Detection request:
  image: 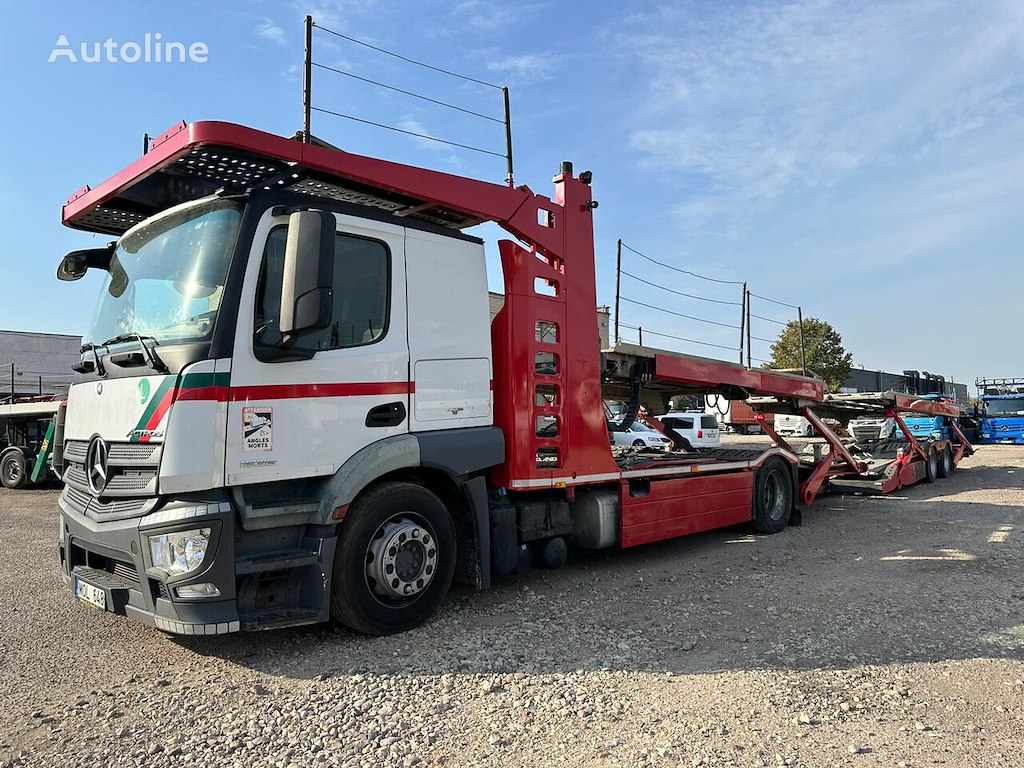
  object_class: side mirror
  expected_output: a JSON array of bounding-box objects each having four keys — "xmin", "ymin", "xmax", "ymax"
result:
[
  {"xmin": 57, "ymin": 244, "xmax": 114, "ymax": 282},
  {"xmin": 279, "ymin": 210, "xmax": 335, "ymax": 347}
]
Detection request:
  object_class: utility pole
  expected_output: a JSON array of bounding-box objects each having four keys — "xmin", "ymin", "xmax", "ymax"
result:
[{"xmin": 797, "ymin": 306, "xmax": 807, "ymax": 375}]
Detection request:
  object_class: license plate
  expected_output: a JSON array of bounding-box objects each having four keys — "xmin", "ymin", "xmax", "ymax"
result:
[{"xmin": 75, "ymin": 577, "xmax": 106, "ymax": 611}]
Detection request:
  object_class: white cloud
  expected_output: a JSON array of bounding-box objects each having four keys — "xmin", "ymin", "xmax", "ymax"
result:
[
  {"xmin": 254, "ymin": 19, "xmax": 287, "ymax": 46},
  {"xmin": 486, "ymin": 53, "xmax": 554, "ymax": 83},
  {"xmin": 617, "ymin": 0, "xmax": 1024, "ymax": 229},
  {"xmin": 453, "ymin": 1, "xmax": 546, "ymax": 34},
  {"xmin": 396, "ymin": 118, "xmax": 466, "ymax": 170},
  {"xmin": 292, "ymin": 0, "xmax": 379, "ymax": 34}
]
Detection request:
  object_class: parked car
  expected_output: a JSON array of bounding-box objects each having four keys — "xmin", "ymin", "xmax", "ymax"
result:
[
  {"xmin": 775, "ymin": 414, "xmax": 813, "ymax": 437},
  {"xmin": 610, "ymin": 421, "xmax": 673, "ymax": 450},
  {"xmin": 659, "ymin": 411, "xmax": 722, "ymax": 448}
]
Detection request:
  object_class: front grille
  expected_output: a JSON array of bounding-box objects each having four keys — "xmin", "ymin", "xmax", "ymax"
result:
[
  {"xmin": 110, "ymin": 443, "xmax": 159, "ymax": 461},
  {"xmin": 111, "ymin": 561, "xmax": 141, "ymax": 585},
  {"xmin": 63, "ymin": 485, "xmax": 92, "ymax": 515},
  {"xmin": 851, "ymin": 426, "xmax": 880, "ymax": 442},
  {"xmin": 64, "ymin": 441, "xmax": 88, "ymax": 463},
  {"xmin": 65, "ymin": 440, "xmax": 157, "ymax": 464},
  {"xmin": 59, "ymin": 485, "xmax": 154, "ymax": 521},
  {"xmin": 62, "ymin": 440, "xmax": 161, "ymax": 499},
  {"xmin": 64, "ymin": 464, "xmax": 88, "ymax": 488},
  {"xmin": 105, "ymin": 470, "xmax": 158, "ymax": 492}
]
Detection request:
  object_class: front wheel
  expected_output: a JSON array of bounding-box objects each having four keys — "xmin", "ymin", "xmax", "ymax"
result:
[
  {"xmin": 330, "ymin": 482, "xmax": 456, "ymax": 635},
  {"xmin": 632, "ymin": 439, "xmax": 646, "ymax": 447},
  {"xmin": 0, "ymin": 450, "xmax": 28, "ymax": 490},
  {"xmin": 751, "ymin": 457, "xmax": 794, "ymax": 534}
]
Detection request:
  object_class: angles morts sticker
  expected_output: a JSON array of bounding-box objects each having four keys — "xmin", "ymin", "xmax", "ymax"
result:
[{"xmin": 242, "ymin": 406, "xmax": 273, "ymax": 452}]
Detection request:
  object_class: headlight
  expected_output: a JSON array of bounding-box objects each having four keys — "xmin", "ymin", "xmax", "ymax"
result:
[{"xmin": 148, "ymin": 528, "xmax": 211, "ymax": 576}]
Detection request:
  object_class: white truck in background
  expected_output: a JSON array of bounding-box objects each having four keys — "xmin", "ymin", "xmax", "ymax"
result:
[{"xmin": 848, "ymin": 415, "xmax": 898, "ymax": 441}]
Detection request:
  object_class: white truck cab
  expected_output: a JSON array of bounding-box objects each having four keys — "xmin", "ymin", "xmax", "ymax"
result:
[{"xmin": 848, "ymin": 415, "xmax": 898, "ymax": 442}]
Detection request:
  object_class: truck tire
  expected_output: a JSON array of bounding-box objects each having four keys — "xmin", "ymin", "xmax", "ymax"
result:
[
  {"xmin": 923, "ymin": 446, "xmax": 939, "ymax": 483},
  {"xmin": 0, "ymin": 450, "xmax": 28, "ymax": 490},
  {"xmin": 751, "ymin": 457, "xmax": 793, "ymax": 534},
  {"xmin": 937, "ymin": 446, "xmax": 953, "ymax": 478},
  {"xmin": 330, "ymin": 481, "xmax": 456, "ymax": 636}
]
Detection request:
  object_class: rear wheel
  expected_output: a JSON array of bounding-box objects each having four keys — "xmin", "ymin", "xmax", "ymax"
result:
[
  {"xmin": 937, "ymin": 446, "xmax": 953, "ymax": 478},
  {"xmin": 330, "ymin": 482, "xmax": 456, "ymax": 635},
  {"xmin": 751, "ymin": 457, "xmax": 793, "ymax": 534},
  {"xmin": 923, "ymin": 446, "xmax": 939, "ymax": 483},
  {"xmin": 0, "ymin": 451, "xmax": 28, "ymax": 490}
]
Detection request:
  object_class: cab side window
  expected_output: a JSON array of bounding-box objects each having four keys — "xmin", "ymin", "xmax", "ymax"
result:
[{"xmin": 255, "ymin": 226, "xmax": 390, "ymax": 353}]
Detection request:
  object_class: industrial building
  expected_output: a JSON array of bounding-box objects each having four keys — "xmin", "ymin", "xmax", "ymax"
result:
[
  {"xmin": 843, "ymin": 368, "xmax": 969, "ymax": 403},
  {"xmin": 0, "ymin": 330, "xmax": 81, "ymax": 402}
]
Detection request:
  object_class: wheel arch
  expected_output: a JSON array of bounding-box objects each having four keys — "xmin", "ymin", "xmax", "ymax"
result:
[{"xmin": 324, "ymin": 427, "xmax": 503, "ymax": 589}]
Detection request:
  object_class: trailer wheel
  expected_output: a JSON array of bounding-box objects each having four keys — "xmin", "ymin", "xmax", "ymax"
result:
[
  {"xmin": 937, "ymin": 446, "xmax": 953, "ymax": 478},
  {"xmin": 0, "ymin": 450, "xmax": 28, "ymax": 490},
  {"xmin": 751, "ymin": 457, "xmax": 793, "ymax": 534},
  {"xmin": 923, "ymin": 446, "xmax": 939, "ymax": 483},
  {"xmin": 330, "ymin": 481, "xmax": 456, "ymax": 636}
]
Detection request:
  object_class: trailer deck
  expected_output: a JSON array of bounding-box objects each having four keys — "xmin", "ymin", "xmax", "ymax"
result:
[{"xmin": 749, "ymin": 391, "xmax": 974, "ymax": 503}]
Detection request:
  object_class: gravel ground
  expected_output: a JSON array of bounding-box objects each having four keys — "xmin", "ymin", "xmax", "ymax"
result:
[{"xmin": 2, "ymin": 444, "xmax": 1023, "ymax": 768}]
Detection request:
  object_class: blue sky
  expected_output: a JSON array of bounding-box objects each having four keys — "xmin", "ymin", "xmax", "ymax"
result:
[{"xmin": 1, "ymin": 0, "xmax": 1021, "ymax": 389}]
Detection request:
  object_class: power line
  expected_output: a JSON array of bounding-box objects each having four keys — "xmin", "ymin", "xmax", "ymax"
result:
[
  {"xmin": 313, "ymin": 23, "xmax": 504, "ymax": 90},
  {"xmin": 312, "ymin": 63, "xmax": 504, "ymax": 123},
  {"xmin": 620, "ymin": 242, "xmax": 744, "ymax": 285},
  {"xmin": 619, "ymin": 322, "xmax": 739, "ymax": 352},
  {"xmin": 621, "ymin": 297, "xmax": 741, "ymax": 330},
  {"xmin": 621, "ymin": 271, "xmax": 743, "ymax": 307},
  {"xmin": 311, "ymin": 107, "xmax": 506, "ymax": 157},
  {"xmin": 748, "ymin": 291, "xmax": 798, "ymax": 310},
  {"xmin": 749, "ymin": 312, "xmax": 788, "ymax": 326}
]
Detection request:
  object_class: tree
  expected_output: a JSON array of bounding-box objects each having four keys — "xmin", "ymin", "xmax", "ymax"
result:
[{"xmin": 766, "ymin": 317, "xmax": 852, "ymax": 392}]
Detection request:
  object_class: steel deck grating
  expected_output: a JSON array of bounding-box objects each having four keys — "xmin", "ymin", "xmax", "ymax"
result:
[{"xmin": 69, "ymin": 137, "xmax": 481, "ymax": 235}]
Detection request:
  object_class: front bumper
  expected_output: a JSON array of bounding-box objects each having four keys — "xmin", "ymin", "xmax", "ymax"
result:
[{"xmin": 58, "ymin": 489, "xmax": 334, "ymax": 634}]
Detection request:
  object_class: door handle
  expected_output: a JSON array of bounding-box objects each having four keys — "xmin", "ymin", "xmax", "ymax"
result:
[{"xmin": 366, "ymin": 402, "xmax": 406, "ymax": 428}]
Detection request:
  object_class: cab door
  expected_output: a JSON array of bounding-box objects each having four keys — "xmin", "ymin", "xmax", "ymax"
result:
[{"xmin": 225, "ymin": 209, "xmax": 409, "ymax": 486}]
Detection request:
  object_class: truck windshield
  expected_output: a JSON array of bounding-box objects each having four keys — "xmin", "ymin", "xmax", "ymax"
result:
[
  {"xmin": 984, "ymin": 398, "xmax": 1024, "ymax": 416},
  {"xmin": 84, "ymin": 198, "xmax": 242, "ymax": 348}
]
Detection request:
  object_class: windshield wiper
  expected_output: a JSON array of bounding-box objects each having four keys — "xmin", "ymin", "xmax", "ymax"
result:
[
  {"xmin": 73, "ymin": 342, "xmax": 107, "ymax": 377},
  {"xmin": 103, "ymin": 333, "xmax": 169, "ymax": 374}
]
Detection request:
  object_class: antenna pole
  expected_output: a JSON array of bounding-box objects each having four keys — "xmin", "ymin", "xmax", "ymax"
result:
[
  {"xmin": 614, "ymin": 239, "xmax": 622, "ymax": 345},
  {"xmin": 503, "ymin": 86, "xmax": 514, "ymax": 186},
  {"xmin": 303, "ymin": 15, "xmax": 313, "ymax": 143}
]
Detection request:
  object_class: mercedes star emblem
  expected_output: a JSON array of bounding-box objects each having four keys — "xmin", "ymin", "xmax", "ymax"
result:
[{"xmin": 86, "ymin": 436, "xmax": 110, "ymax": 495}]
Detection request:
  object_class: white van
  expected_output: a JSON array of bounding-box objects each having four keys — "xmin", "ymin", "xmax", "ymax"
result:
[
  {"xmin": 659, "ymin": 412, "xmax": 722, "ymax": 448},
  {"xmin": 775, "ymin": 414, "xmax": 813, "ymax": 437}
]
